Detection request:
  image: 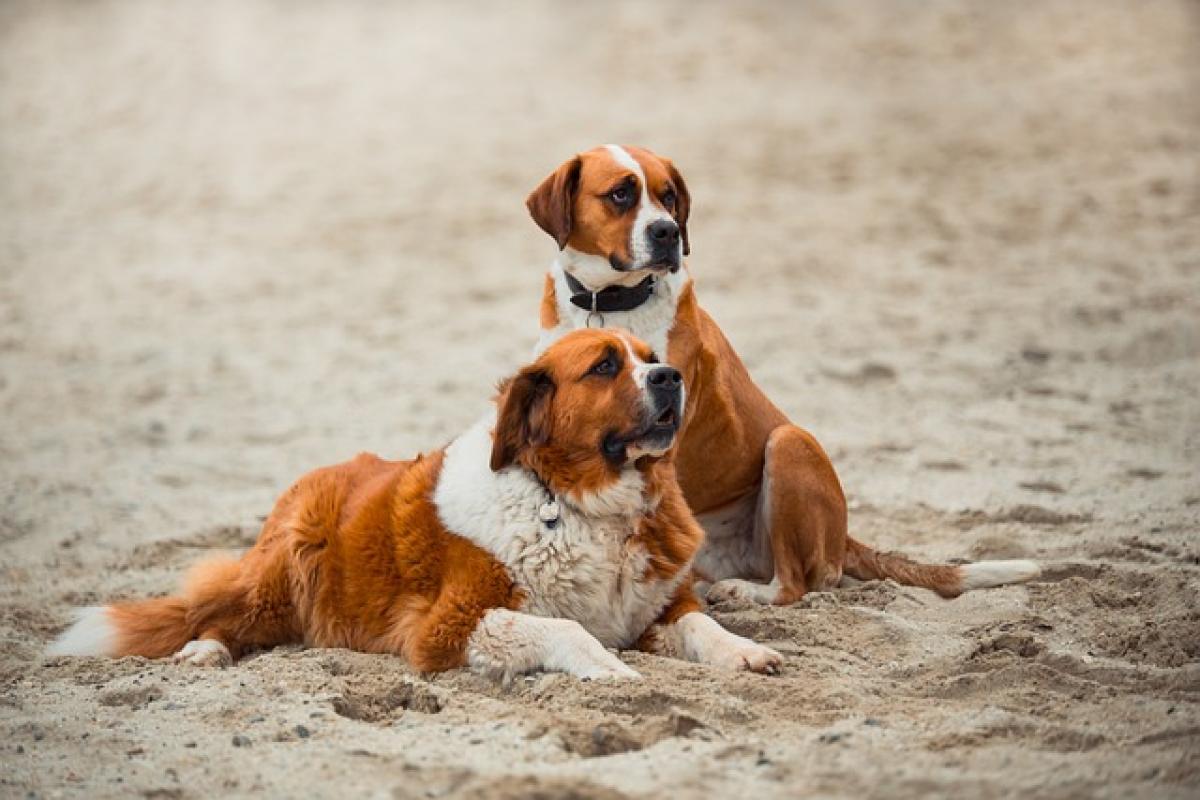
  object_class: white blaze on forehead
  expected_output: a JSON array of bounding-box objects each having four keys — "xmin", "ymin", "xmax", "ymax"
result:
[
  {"xmin": 618, "ymin": 329, "xmax": 684, "ymax": 406},
  {"xmin": 617, "ymin": 331, "xmax": 646, "ymax": 360},
  {"xmin": 604, "ymin": 144, "xmax": 644, "ymax": 177},
  {"xmin": 618, "ymin": 331, "xmax": 652, "ymax": 386},
  {"xmin": 603, "ymin": 145, "xmax": 674, "ymax": 267}
]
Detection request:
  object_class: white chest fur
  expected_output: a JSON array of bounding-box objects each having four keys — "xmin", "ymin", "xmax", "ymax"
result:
[{"xmin": 433, "ymin": 415, "xmax": 689, "ymax": 649}]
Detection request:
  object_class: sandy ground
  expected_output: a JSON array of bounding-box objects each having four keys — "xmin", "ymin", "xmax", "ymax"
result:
[{"xmin": 2, "ymin": 0, "xmax": 1199, "ymax": 797}]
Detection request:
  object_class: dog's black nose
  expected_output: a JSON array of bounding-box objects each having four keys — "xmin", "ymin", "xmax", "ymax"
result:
[
  {"xmin": 647, "ymin": 220, "xmax": 680, "ymax": 246},
  {"xmin": 647, "ymin": 365, "xmax": 682, "ymax": 389}
]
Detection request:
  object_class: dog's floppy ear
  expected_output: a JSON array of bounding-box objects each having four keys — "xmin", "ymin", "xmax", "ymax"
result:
[
  {"xmin": 526, "ymin": 155, "xmax": 582, "ymax": 250},
  {"xmin": 490, "ymin": 366, "xmax": 555, "ymax": 471},
  {"xmin": 664, "ymin": 158, "xmax": 692, "ymax": 256}
]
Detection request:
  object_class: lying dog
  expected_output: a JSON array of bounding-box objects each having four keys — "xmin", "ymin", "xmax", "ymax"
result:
[
  {"xmin": 528, "ymin": 145, "xmax": 1040, "ymax": 604},
  {"xmin": 49, "ymin": 329, "xmax": 782, "ymax": 678}
]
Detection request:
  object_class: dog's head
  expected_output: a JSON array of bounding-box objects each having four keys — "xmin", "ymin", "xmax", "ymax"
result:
[
  {"xmin": 490, "ymin": 329, "xmax": 685, "ymax": 495},
  {"xmin": 526, "ymin": 145, "xmax": 691, "ymax": 286}
]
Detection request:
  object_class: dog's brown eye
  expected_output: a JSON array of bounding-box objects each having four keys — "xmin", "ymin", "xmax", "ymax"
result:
[
  {"xmin": 590, "ymin": 357, "xmax": 617, "ymax": 376},
  {"xmin": 661, "ymin": 191, "xmax": 675, "ymax": 210},
  {"xmin": 609, "ymin": 187, "xmax": 630, "ymax": 205}
]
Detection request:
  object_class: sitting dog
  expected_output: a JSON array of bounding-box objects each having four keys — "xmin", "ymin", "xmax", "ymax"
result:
[
  {"xmin": 48, "ymin": 329, "xmax": 782, "ymax": 678},
  {"xmin": 527, "ymin": 145, "xmax": 1040, "ymax": 605}
]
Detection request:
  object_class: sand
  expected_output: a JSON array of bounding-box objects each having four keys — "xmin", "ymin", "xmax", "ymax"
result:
[{"xmin": 2, "ymin": 0, "xmax": 1198, "ymax": 797}]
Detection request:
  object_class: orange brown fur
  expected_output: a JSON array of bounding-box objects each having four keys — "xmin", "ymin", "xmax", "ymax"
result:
[
  {"xmin": 632, "ymin": 460, "xmax": 705, "ymax": 581},
  {"xmin": 90, "ymin": 330, "xmax": 720, "ymax": 671},
  {"xmin": 104, "ymin": 452, "xmax": 522, "ymax": 671},
  {"xmin": 495, "ymin": 333, "xmax": 658, "ymax": 503},
  {"xmin": 492, "ymin": 334, "xmax": 704, "ymax": 583},
  {"xmin": 527, "ymin": 147, "xmax": 691, "ymax": 267},
  {"xmin": 539, "ymin": 274, "xmax": 559, "ymax": 328},
  {"xmin": 531, "ymin": 146, "xmax": 989, "ymax": 602}
]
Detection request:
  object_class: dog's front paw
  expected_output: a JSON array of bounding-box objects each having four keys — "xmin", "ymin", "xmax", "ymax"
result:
[
  {"xmin": 172, "ymin": 639, "xmax": 232, "ymax": 668},
  {"xmin": 707, "ymin": 578, "xmax": 773, "ymax": 605},
  {"xmin": 578, "ymin": 662, "xmax": 643, "ymax": 681},
  {"xmin": 578, "ymin": 658, "xmax": 641, "ymax": 681},
  {"xmin": 736, "ymin": 642, "xmax": 783, "ymax": 675},
  {"xmin": 713, "ymin": 641, "xmax": 784, "ymax": 675},
  {"xmin": 576, "ymin": 648, "xmax": 642, "ymax": 681}
]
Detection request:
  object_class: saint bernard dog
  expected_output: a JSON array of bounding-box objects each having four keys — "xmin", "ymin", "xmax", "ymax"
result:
[
  {"xmin": 48, "ymin": 329, "xmax": 782, "ymax": 679},
  {"xmin": 528, "ymin": 145, "xmax": 1040, "ymax": 605}
]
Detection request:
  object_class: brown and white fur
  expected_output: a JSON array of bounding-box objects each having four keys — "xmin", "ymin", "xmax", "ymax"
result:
[
  {"xmin": 48, "ymin": 329, "xmax": 782, "ymax": 679},
  {"xmin": 528, "ymin": 145, "xmax": 1039, "ymax": 605}
]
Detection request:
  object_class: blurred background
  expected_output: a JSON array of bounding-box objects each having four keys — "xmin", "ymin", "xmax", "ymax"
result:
[{"xmin": 2, "ymin": 2, "xmax": 1199, "ymax": 795}]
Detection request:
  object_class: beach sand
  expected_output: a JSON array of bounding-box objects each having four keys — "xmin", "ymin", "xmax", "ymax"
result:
[{"xmin": 1, "ymin": 1, "xmax": 1198, "ymax": 796}]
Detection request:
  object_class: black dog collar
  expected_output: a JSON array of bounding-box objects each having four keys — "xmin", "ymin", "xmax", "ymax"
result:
[{"xmin": 564, "ymin": 272, "xmax": 657, "ymax": 315}]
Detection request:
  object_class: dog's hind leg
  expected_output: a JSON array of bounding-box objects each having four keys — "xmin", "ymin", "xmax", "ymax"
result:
[
  {"xmin": 707, "ymin": 424, "xmax": 847, "ymax": 605},
  {"xmin": 165, "ymin": 556, "xmax": 279, "ymax": 666}
]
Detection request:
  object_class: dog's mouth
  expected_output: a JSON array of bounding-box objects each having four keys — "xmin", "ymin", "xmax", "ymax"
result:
[
  {"xmin": 608, "ymin": 254, "xmax": 680, "ymax": 274},
  {"xmin": 631, "ymin": 405, "xmax": 682, "ymax": 448},
  {"xmin": 641, "ymin": 251, "xmax": 681, "ymax": 273},
  {"xmin": 601, "ymin": 407, "xmax": 680, "ymax": 465},
  {"xmin": 652, "ymin": 407, "xmax": 677, "ymax": 429},
  {"xmin": 635, "ymin": 402, "xmax": 681, "ymax": 438}
]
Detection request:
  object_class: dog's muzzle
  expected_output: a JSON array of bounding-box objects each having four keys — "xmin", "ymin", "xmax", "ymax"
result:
[
  {"xmin": 644, "ymin": 220, "xmax": 682, "ymax": 272},
  {"xmin": 640, "ymin": 365, "xmax": 683, "ymax": 449}
]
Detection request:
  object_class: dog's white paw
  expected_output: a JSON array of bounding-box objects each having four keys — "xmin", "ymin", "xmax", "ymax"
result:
[
  {"xmin": 716, "ymin": 641, "xmax": 784, "ymax": 675},
  {"xmin": 172, "ymin": 639, "xmax": 232, "ymax": 668},
  {"xmin": 707, "ymin": 578, "xmax": 774, "ymax": 605},
  {"xmin": 576, "ymin": 650, "xmax": 641, "ymax": 681},
  {"xmin": 579, "ymin": 662, "xmax": 642, "ymax": 681}
]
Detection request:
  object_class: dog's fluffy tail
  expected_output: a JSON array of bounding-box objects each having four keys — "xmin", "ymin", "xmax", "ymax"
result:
[
  {"xmin": 46, "ymin": 599, "xmax": 192, "ymax": 659},
  {"xmin": 844, "ymin": 538, "xmax": 1039, "ymax": 598},
  {"xmin": 47, "ymin": 557, "xmax": 243, "ymax": 659}
]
